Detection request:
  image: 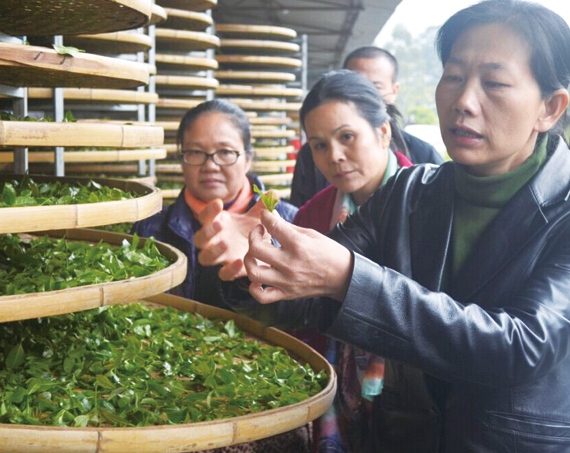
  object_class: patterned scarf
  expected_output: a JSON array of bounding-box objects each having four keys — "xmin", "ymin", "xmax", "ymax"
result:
[{"xmin": 184, "ymin": 176, "xmax": 253, "ymax": 217}]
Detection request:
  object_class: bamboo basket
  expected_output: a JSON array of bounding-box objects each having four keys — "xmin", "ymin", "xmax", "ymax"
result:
[
  {"xmin": 157, "ymin": 98, "xmax": 204, "ymax": 110},
  {"xmin": 229, "ymin": 99, "xmax": 302, "ymax": 112},
  {"xmin": 251, "ymin": 129, "xmax": 295, "ymax": 139},
  {"xmin": 216, "ymin": 86, "xmax": 302, "ymax": 97},
  {"xmin": 0, "ymin": 43, "xmax": 149, "ymax": 89},
  {"xmin": 254, "ymin": 146, "xmax": 295, "ymax": 159},
  {"xmin": 250, "ymin": 117, "xmax": 292, "ymax": 126},
  {"xmin": 155, "ymin": 54, "xmax": 218, "ymax": 71},
  {"xmin": 155, "ymin": 29, "xmax": 220, "ymax": 51},
  {"xmin": 216, "ymin": 55, "xmax": 302, "ymax": 70},
  {"xmin": 0, "ymin": 175, "xmax": 162, "ymax": 234},
  {"xmin": 0, "ymin": 292, "xmax": 336, "ymax": 453},
  {"xmin": 0, "ymin": 0, "xmax": 151, "ymax": 36},
  {"xmin": 0, "ymin": 230, "xmax": 187, "ymax": 323},
  {"xmin": 156, "ymin": 0, "xmax": 217, "ymax": 12},
  {"xmin": 0, "ymin": 148, "xmax": 167, "ymax": 164},
  {"xmin": 258, "ymin": 173, "xmax": 293, "ymax": 185},
  {"xmin": 215, "ymin": 71, "xmax": 296, "ymax": 83},
  {"xmin": 0, "ymin": 122, "xmax": 164, "ymax": 148},
  {"xmin": 28, "ymin": 88, "xmax": 158, "ymax": 105},
  {"xmin": 64, "ymin": 32, "xmax": 153, "ymax": 55},
  {"xmin": 149, "ymin": 4, "xmax": 168, "ymax": 26},
  {"xmin": 163, "ymin": 8, "xmax": 212, "ymax": 30},
  {"xmin": 155, "ymin": 75, "xmax": 219, "ymax": 90},
  {"xmin": 219, "ymin": 39, "xmax": 300, "ymax": 55},
  {"xmin": 216, "ymin": 24, "xmax": 297, "ymax": 41}
]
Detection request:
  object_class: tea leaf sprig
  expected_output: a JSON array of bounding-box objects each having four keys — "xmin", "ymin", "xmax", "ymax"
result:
[{"xmin": 253, "ymin": 184, "xmax": 279, "ymax": 212}]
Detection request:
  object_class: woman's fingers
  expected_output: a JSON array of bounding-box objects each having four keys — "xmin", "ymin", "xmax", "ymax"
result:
[
  {"xmin": 219, "ymin": 258, "xmax": 246, "ymax": 281},
  {"xmin": 197, "ymin": 198, "xmax": 224, "ymax": 225},
  {"xmin": 249, "ymin": 282, "xmax": 286, "ymax": 304},
  {"xmin": 193, "ymin": 218, "xmax": 222, "ymax": 248}
]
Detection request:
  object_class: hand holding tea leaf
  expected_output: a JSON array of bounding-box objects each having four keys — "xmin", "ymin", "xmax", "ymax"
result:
[{"xmin": 253, "ymin": 184, "xmax": 279, "ymax": 212}]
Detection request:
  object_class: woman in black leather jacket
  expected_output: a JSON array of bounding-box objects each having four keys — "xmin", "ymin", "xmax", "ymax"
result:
[{"xmin": 228, "ymin": 1, "xmax": 570, "ymax": 452}]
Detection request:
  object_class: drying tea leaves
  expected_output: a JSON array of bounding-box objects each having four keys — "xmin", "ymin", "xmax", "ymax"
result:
[
  {"xmin": 0, "ymin": 175, "xmax": 136, "ymax": 208},
  {"xmin": 95, "ymin": 223, "xmax": 134, "ymax": 235},
  {"xmin": 0, "ymin": 234, "xmax": 171, "ymax": 296},
  {"xmin": 0, "ymin": 111, "xmax": 76, "ymax": 122},
  {"xmin": 52, "ymin": 44, "xmax": 85, "ymax": 58},
  {"xmin": 0, "ymin": 303, "xmax": 327, "ymax": 427},
  {"xmin": 253, "ymin": 184, "xmax": 279, "ymax": 212}
]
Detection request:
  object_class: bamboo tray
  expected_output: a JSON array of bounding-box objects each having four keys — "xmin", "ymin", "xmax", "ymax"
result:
[
  {"xmin": 216, "ymin": 24, "xmax": 297, "ymax": 40},
  {"xmin": 250, "ymin": 117, "xmax": 292, "ymax": 126},
  {"xmin": 157, "ymin": 0, "xmax": 217, "ymax": 12},
  {"xmin": 28, "ymin": 88, "xmax": 158, "ymax": 104},
  {"xmin": 251, "ymin": 129, "xmax": 295, "ymax": 139},
  {"xmin": 157, "ymin": 98, "xmax": 204, "ymax": 110},
  {"xmin": 216, "ymin": 85, "xmax": 303, "ymax": 97},
  {"xmin": 230, "ymin": 99, "xmax": 302, "ymax": 112},
  {"xmin": 0, "ymin": 148, "xmax": 167, "ymax": 164},
  {"xmin": 220, "ymin": 39, "xmax": 300, "ymax": 55},
  {"xmin": 0, "ymin": 43, "xmax": 149, "ymax": 89},
  {"xmin": 0, "ymin": 122, "xmax": 163, "ymax": 148},
  {"xmin": 0, "ymin": 175, "xmax": 161, "ymax": 234},
  {"xmin": 0, "ymin": 231, "xmax": 187, "ymax": 323},
  {"xmin": 254, "ymin": 146, "xmax": 295, "ymax": 158},
  {"xmin": 163, "ymin": 8, "xmax": 212, "ymax": 30},
  {"xmin": 155, "ymin": 75, "xmax": 219, "ymax": 90},
  {"xmin": 0, "ymin": 292, "xmax": 335, "ymax": 453},
  {"xmin": 258, "ymin": 173, "xmax": 293, "ymax": 184},
  {"xmin": 155, "ymin": 29, "xmax": 220, "ymax": 51},
  {"xmin": 0, "ymin": 0, "xmax": 151, "ymax": 37},
  {"xmin": 215, "ymin": 70, "xmax": 296, "ymax": 83},
  {"xmin": 216, "ymin": 55, "xmax": 302, "ymax": 70},
  {"xmin": 64, "ymin": 32, "xmax": 153, "ymax": 55},
  {"xmin": 149, "ymin": 3, "xmax": 168, "ymax": 26},
  {"xmin": 252, "ymin": 160, "xmax": 296, "ymax": 172},
  {"xmin": 155, "ymin": 54, "xmax": 218, "ymax": 71}
]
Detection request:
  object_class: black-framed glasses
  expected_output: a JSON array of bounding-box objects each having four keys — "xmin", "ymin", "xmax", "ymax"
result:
[{"xmin": 180, "ymin": 150, "xmax": 243, "ymax": 166}]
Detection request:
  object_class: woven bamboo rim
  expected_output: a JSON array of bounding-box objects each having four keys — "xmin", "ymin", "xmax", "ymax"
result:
[
  {"xmin": 0, "ymin": 43, "xmax": 149, "ymax": 89},
  {"xmin": 28, "ymin": 88, "xmax": 158, "ymax": 104},
  {"xmin": 252, "ymin": 129, "xmax": 295, "ymax": 139},
  {"xmin": 216, "ymin": 85, "xmax": 303, "ymax": 97},
  {"xmin": 149, "ymin": 3, "xmax": 168, "ymax": 25},
  {"xmin": 216, "ymin": 24, "xmax": 297, "ymax": 40},
  {"xmin": 64, "ymin": 164, "xmax": 141, "ymax": 173},
  {"xmin": 157, "ymin": 97, "xmax": 204, "ymax": 110},
  {"xmin": 163, "ymin": 7, "xmax": 212, "ymax": 30},
  {"xmin": 0, "ymin": 121, "xmax": 164, "ymax": 148},
  {"xmin": 215, "ymin": 70, "xmax": 296, "ymax": 83},
  {"xmin": 216, "ymin": 55, "xmax": 301, "ymax": 69},
  {"xmin": 0, "ymin": 148, "xmax": 167, "ymax": 164},
  {"xmin": 155, "ymin": 29, "xmax": 220, "ymax": 51},
  {"xmin": 155, "ymin": 53, "xmax": 218, "ymax": 70},
  {"xmin": 0, "ymin": 231, "xmax": 187, "ymax": 323},
  {"xmin": 156, "ymin": 163, "xmax": 182, "ymax": 174},
  {"xmin": 230, "ymin": 99, "xmax": 302, "ymax": 112},
  {"xmin": 0, "ymin": 175, "xmax": 161, "ymax": 235},
  {"xmin": 254, "ymin": 146, "xmax": 295, "ymax": 158},
  {"xmin": 77, "ymin": 119, "xmax": 180, "ymax": 132},
  {"xmin": 252, "ymin": 160, "xmax": 296, "ymax": 172},
  {"xmin": 220, "ymin": 39, "xmax": 300, "ymax": 54},
  {"xmin": 161, "ymin": 188, "xmax": 182, "ymax": 198},
  {"xmin": 258, "ymin": 173, "xmax": 293, "ymax": 184},
  {"xmin": 157, "ymin": 0, "xmax": 217, "ymax": 12},
  {"xmin": 0, "ymin": 0, "xmax": 151, "ymax": 37},
  {"xmin": 64, "ymin": 32, "xmax": 153, "ymax": 55},
  {"xmin": 0, "ymin": 292, "xmax": 335, "ymax": 453},
  {"xmin": 250, "ymin": 117, "xmax": 292, "ymax": 126},
  {"xmin": 155, "ymin": 75, "xmax": 219, "ymax": 89}
]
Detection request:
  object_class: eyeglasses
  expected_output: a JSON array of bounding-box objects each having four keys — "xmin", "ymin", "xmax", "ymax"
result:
[{"xmin": 180, "ymin": 150, "xmax": 243, "ymax": 166}]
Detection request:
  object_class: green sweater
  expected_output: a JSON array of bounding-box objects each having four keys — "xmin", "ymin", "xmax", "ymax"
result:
[{"xmin": 451, "ymin": 138, "xmax": 548, "ymax": 279}]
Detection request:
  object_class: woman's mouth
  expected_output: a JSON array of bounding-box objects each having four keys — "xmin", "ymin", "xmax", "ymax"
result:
[{"xmin": 450, "ymin": 126, "xmax": 483, "ymax": 145}]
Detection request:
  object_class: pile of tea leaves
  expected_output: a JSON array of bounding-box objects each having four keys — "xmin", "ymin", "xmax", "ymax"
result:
[
  {"xmin": 0, "ymin": 303, "xmax": 327, "ymax": 427},
  {"xmin": 0, "ymin": 175, "xmax": 137, "ymax": 208},
  {"xmin": 0, "ymin": 234, "xmax": 170, "ymax": 296}
]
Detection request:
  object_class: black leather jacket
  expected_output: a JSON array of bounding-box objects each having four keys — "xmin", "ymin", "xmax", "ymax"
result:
[{"xmin": 225, "ymin": 135, "xmax": 570, "ymax": 452}]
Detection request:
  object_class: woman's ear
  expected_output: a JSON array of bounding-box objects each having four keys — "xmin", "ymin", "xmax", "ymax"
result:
[
  {"xmin": 536, "ymin": 88, "xmax": 570, "ymax": 132},
  {"xmin": 379, "ymin": 120, "xmax": 392, "ymax": 148}
]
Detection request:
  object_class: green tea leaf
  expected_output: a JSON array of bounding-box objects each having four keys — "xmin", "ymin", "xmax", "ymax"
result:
[
  {"xmin": 52, "ymin": 44, "xmax": 85, "ymax": 57},
  {"xmin": 6, "ymin": 343, "xmax": 25, "ymax": 370},
  {"xmin": 253, "ymin": 184, "xmax": 279, "ymax": 212}
]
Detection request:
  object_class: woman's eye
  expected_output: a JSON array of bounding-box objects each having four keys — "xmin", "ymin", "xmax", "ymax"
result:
[
  {"xmin": 484, "ymin": 80, "xmax": 507, "ymax": 89},
  {"xmin": 342, "ymin": 133, "xmax": 354, "ymax": 142},
  {"xmin": 187, "ymin": 150, "xmax": 203, "ymax": 157},
  {"xmin": 311, "ymin": 142, "xmax": 326, "ymax": 151},
  {"xmin": 443, "ymin": 75, "xmax": 462, "ymax": 83},
  {"xmin": 218, "ymin": 149, "xmax": 233, "ymax": 156}
]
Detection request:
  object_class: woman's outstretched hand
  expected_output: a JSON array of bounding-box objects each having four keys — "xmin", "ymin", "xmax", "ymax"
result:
[{"xmin": 244, "ymin": 209, "xmax": 353, "ymax": 304}]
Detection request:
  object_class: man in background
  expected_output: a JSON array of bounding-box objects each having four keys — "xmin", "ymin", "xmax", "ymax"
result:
[{"xmin": 290, "ymin": 46, "xmax": 444, "ymax": 207}]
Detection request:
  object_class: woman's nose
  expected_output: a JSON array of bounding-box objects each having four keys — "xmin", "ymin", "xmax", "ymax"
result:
[
  {"xmin": 453, "ymin": 80, "xmax": 480, "ymax": 117},
  {"xmin": 329, "ymin": 142, "xmax": 346, "ymax": 163},
  {"xmin": 201, "ymin": 154, "xmax": 220, "ymax": 170}
]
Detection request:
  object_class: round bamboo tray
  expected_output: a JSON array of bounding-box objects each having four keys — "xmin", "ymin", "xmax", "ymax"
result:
[
  {"xmin": 250, "ymin": 117, "xmax": 292, "ymax": 126},
  {"xmin": 216, "ymin": 85, "xmax": 303, "ymax": 98},
  {"xmin": 157, "ymin": 98, "xmax": 204, "ymax": 110},
  {"xmin": 28, "ymin": 88, "xmax": 158, "ymax": 104},
  {"xmin": 156, "ymin": 163, "xmax": 181, "ymax": 173},
  {"xmin": 258, "ymin": 173, "xmax": 293, "ymax": 185},
  {"xmin": 252, "ymin": 160, "xmax": 296, "ymax": 172},
  {"xmin": 251, "ymin": 129, "xmax": 295, "ymax": 139},
  {"xmin": 0, "ymin": 121, "xmax": 164, "ymax": 148},
  {"xmin": 161, "ymin": 188, "xmax": 182, "ymax": 198},
  {"xmin": 0, "ymin": 148, "xmax": 167, "ymax": 164},
  {"xmin": 0, "ymin": 175, "xmax": 161, "ymax": 235},
  {"xmin": 155, "ymin": 29, "xmax": 220, "ymax": 51},
  {"xmin": 215, "ymin": 70, "xmax": 296, "ymax": 83},
  {"xmin": 216, "ymin": 24, "xmax": 297, "ymax": 41},
  {"xmin": 0, "ymin": 43, "xmax": 149, "ymax": 89},
  {"xmin": 216, "ymin": 55, "xmax": 302, "ymax": 70},
  {"xmin": 220, "ymin": 39, "xmax": 300, "ymax": 55},
  {"xmin": 0, "ymin": 0, "xmax": 151, "ymax": 37},
  {"xmin": 64, "ymin": 163, "xmax": 141, "ymax": 174},
  {"xmin": 254, "ymin": 146, "xmax": 295, "ymax": 158},
  {"xmin": 64, "ymin": 32, "xmax": 153, "ymax": 55},
  {"xmin": 155, "ymin": 53, "xmax": 218, "ymax": 71},
  {"xmin": 131, "ymin": 175, "xmax": 157, "ymax": 185},
  {"xmin": 157, "ymin": 0, "xmax": 216, "ymax": 12},
  {"xmin": 149, "ymin": 3, "xmax": 168, "ymax": 26},
  {"xmin": 230, "ymin": 99, "xmax": 302, "ymax": 112},
  {"xmin": 155, "ymin": 75, "xmax": 219, "ymax": 90},
  {"xmin": 0, "ymin": 231, "xmax": 187, "ymax": 323},
  {"xmin": 163, "ymin": 8, "xmax": 212, "ymax": 30},
  {"xmin": 0, "ymin": 292, "xmax": 336, "ymax": 453}
]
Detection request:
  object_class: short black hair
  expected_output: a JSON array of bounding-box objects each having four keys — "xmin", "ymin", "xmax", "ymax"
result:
[
  {"xmin": 342, "ymin": 46, "xmax": 399, "ymax": 82},
  {"xmin": 176, "ymin": 99, "xmax": 253, "ymax": 157}
]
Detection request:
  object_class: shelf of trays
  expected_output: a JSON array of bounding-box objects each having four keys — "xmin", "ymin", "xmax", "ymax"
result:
[
  {"xmin": 155, "ymin": 29, "xmax": 220, "ymax": 52},
  {"xmin": 0, "ymin": 148, "xmax": 167, "ymax": 164},
  {"xmin": 215, "ymin": 24, "xmax": 298, "ymax": 41},
  {"xmin": 215, "ymin": 85, "xmax": 303, "ymax": 98},
  {"xmin": 219, "ymin": 39, "xmax": 300, "ymax": 55},
  {"xmin": 156, "ymin": 0, "xmax": 217, "ymax": 12},
  {"xmin": 215, "ymin": 70, "xmax": 296, "ymax": 84},
  {"xmin": 155, "ymin": 74, "xmax": 219, "ymax": 90},
  {"xmin": 215, "ymin": 55, "xmax": 302, "ymax": 71},
  {"xmin": 0, "ymin": 42, "xmax": 149, "ymax": 89},
  {"xmin": 27, "ymin": 88, "xmax": 158, "ymax": 105},
  {"xmin": 162, "ymin": 7, "xmax": 213, "ymax": 31},
  {"xmin": 227, "ymin": 99, "xmax": 302, "ymax": 112},
  {"xmin": 64, "ymin": 31, "xmax": 153, "ymax": 55},
  {"xmin": 0, "ymin": 292, "xmax": 336, "ymax": 453},
  {"xmin": 0, "ymin": 0, "xmax": 151, "ymax": 37},
  {"xmin": 155, "ymin": 53, "xmax": 218, "ymax": 71}
]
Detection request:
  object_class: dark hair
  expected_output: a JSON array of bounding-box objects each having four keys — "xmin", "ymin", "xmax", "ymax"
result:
[
  {"xmin": 343, "ymin": 46, "xmax": 399, "ymax": 82},
  {"xmin": 437, "ymin": 0, "xmax": 570, "ymax": 99},
  {"xmin": 176, "ymin": 99, "xmax": 253, "ymax": 157}
]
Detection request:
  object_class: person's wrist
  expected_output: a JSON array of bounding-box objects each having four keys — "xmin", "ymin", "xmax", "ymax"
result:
[{"xmin": 326, "ymin": 246, "xmax": 353, "ymax": 302}]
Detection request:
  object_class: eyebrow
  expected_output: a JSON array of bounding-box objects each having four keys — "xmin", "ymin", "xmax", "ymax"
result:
[{"xmin": 447, "ymin": 56, "xmax": 508, "ymax": 71}]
